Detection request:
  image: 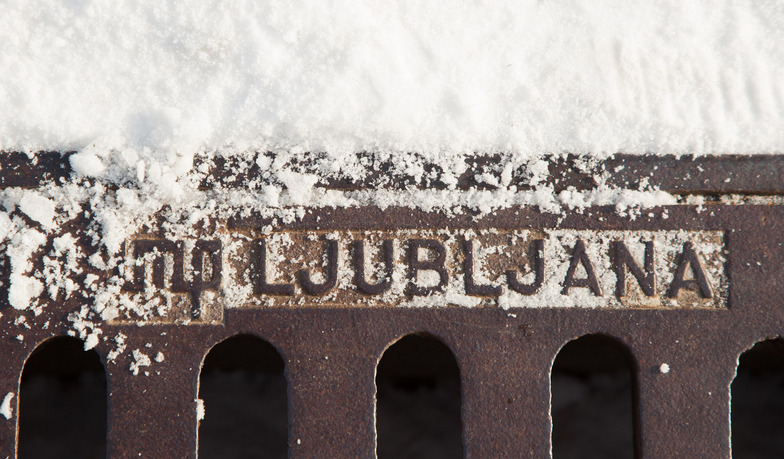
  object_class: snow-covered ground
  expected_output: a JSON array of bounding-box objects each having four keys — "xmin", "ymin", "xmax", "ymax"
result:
[{"xmin": 3, "ymin": 1, "xmax": 784, "ymax": 169}]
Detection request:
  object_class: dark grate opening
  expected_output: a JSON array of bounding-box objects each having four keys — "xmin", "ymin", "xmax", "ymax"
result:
[
  {"xmin": 551, "ymin": 334, "xmax": 637, "ymax": 459},
  {"xmin": 198, "ymin": 334, "xmax": 287, "ymax": 459},
  {"xmin": 376, "ymin": 334, "xmax": 463, "ymax": 459},
  {"xmin": 18, "ymin": 336, "xmax": 107, "ymax": 459},
  {"xmin": 731, "ymin": 338, "xmax": 784, "ymax": 458}
]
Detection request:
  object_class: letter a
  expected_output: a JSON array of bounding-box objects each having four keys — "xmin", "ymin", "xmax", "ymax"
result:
[
  {"xmin": 562, "ymin": 239, "xmax": 602, "ymax": 296},
  {"xmin": 667, "ymin": 242, "xmax": 713, "ymax": 298}
]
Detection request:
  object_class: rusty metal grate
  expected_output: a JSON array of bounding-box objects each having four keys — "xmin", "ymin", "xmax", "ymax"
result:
[{"xmin": 2, "ymin": 154, "xmax": 784, "ymax": 457}]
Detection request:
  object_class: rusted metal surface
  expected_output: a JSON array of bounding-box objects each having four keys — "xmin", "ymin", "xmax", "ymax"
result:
[
  {"xmin": 5, "ymin": 151, "xmax": 784, "ymax": 194},
  {"xmin": 1, "ymin": 155, "xmax": 784, "ymax": 457},
  {"xmin": 0, "ymin": 151, "xmax": 73, "ymax": 189}
]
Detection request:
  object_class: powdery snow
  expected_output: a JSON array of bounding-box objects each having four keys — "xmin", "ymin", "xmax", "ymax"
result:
[
  {"xmin": 196, "ymin": 398, "xmax": 206, "ymax": 422},
  {"xmin": 130, "ymin": 349, "xmax": 152, "ymax": 376},
  {"xmin": 18, "ymin": 192, "xmax": 56, "ymax": 231},
  {"xmin": 1, "ymin": 1, "xmax": 783, "ymax": 168},
  {"xmin": 6, "ymin": 227, "xmax": 46, "ymax": 310},
  {"xmin": 0, "ymin": 392, "xmax": 14, "ymax": 420}
]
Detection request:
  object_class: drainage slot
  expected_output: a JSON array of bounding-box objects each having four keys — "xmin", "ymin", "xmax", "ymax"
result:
[
  {"xmin": 551, "ymin": 334, "xmax": 637, "ymax": 459},
  {"xmin": 375, "ymin": 333, "xmax": 463, "ymax": 459},
  {"xmin": 731, "ymin": 338, "xmax": 784, "ymax": 458},
  {"xmin": 198, "ymin": 334, "xmax": 287, "ymax": 459},
  {"xmin": 18, "ymin": 336, "xmax": 107, "ymax": 459}
]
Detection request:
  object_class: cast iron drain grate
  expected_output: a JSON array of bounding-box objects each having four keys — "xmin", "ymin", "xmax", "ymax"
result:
[{"xmin": 1, "ymin": 154, "xmax": 783, "ymax": 457}]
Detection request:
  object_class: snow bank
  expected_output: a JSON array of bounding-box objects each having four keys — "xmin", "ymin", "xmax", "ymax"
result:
[{"xmin": 1, "ymin": 0, "xmax": 783, "ymax": 174}]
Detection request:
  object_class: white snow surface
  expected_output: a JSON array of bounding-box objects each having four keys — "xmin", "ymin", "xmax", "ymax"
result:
[
  {"xmin": 1, "ymin": 0, "xmax": 783, "ymax": 170},
  {"xmin": 130, "ymin": 349, "xmax": 152, "ymax": 376},
  {"xmin": 18, "ymin": 192, "xmax": 56, "ymax": 230},
  {"xmin": 0, "ymin": 392, "xmax": 13, "ymax": 420},
  {"xmin": 196, "ymin": 398, "xmax": 206, "ymax": 422}
]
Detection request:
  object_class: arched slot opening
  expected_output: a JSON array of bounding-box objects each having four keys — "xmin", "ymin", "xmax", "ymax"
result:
[
  {"xmin": 18, "ymin": 336, "xmax": 107, "ymax": 458},
  {"xmin": 551, "ymin": 334, "xmax": 638, "ymax": 459},
  {"xmin": 198, "ymin": 334, "xmax": 287, "ymax": 459},
  {"xmin": 731, "ymin": 338, "xmax": 784, "ymax": 457},
  {"xmin": 375, "ymin": 333, "xmax": 463, "ymax": 459}
]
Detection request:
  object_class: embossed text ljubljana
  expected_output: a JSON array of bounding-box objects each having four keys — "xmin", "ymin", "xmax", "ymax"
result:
[{"xmin": 119, "ymin": 229, "xmax": 726, "ymax": 320}]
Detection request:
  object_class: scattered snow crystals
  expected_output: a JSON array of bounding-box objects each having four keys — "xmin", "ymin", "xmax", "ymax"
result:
[
  {"xmin": 130, "ymin": 349, "xmax": 152, "ymax": 376},
  {"xmin": 0, "ymin": 392, "xmax": 14, "ymax": 420},
  {"xmin": 69, "ymin": 151, "xmax": 106, "ymax": 177},
  {"xmin": 6, "ymin": 226, "xmax": 46, "ymax": 310},
  {"xmin": 107, "ymin": 333, "xmax": 127, "ymax": 362},
  {"xmin": 278, "ymin": 171, "xmax": 319, "ymax": 206},
  {"xmin": 0, "ymin": 212, "xmax": 13, "ymax": 240},
  {"xmin": 83, "ymin": 333, "xmax": 100, "ymax": 351},
  {"xmin": 42, "ymin": 233, "xmax": 84, "ymax": 301},
  {"xmin": 7, "ymin": 273, "xmax": 43, "ymax": 311},
  {"xmin": 154, "ymin": 352, "xmax": 165, "ymax": 363},
  {"xmin": 84, "ymin": 273, "xmax": 100, "ymax": 290},
  {"xmin": 67, "ymin": 306, "xmax": 102, "ymax": 350},
  {"xmin": 18, "ymin": 191, "xmax": 56, "ymax": 230},
  {"xmin": 196, "ymin": 398, "xmax": 205, "ymax": 421}
]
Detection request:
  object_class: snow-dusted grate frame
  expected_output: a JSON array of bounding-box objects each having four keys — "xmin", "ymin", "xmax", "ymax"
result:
[{"xmin": 1, "ymin": 153, "xmax": 784, "ymax": 457}]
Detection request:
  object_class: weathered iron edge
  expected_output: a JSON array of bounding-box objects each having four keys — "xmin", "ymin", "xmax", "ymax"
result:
[{"xmin": 3, "ymin": 151, "xmax": 784, "ymax": 194}]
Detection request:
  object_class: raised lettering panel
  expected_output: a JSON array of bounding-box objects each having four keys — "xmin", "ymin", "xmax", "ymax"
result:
[{"xmin": 111, "ymin": 229, "xmax": 725, "ymax": 323}]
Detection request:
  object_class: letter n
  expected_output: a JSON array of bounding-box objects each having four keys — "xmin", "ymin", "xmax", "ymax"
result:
[{"xmin": 614, "ymin": 241, "xmax": 655, "ymax": 297}]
